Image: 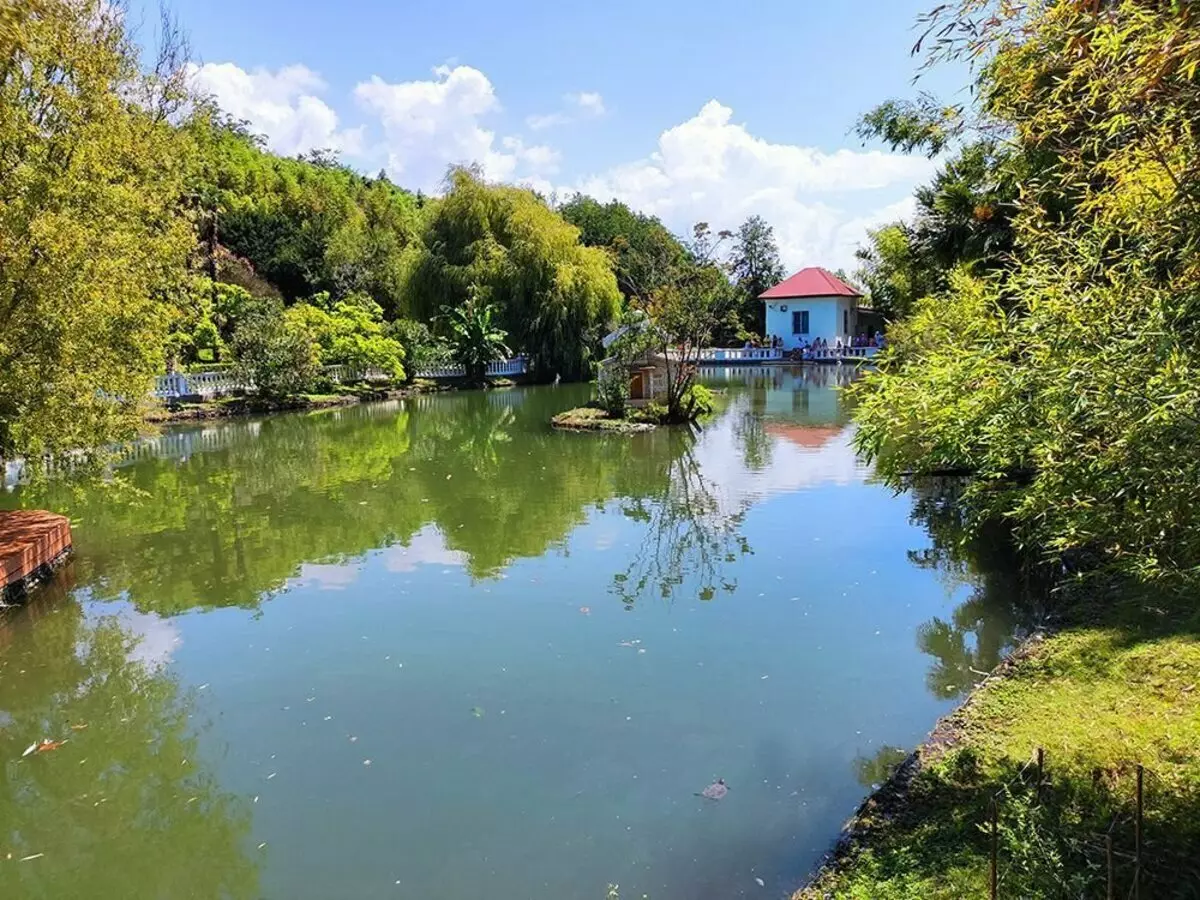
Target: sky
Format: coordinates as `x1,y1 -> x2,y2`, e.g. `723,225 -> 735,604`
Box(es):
134,0 -> 967,273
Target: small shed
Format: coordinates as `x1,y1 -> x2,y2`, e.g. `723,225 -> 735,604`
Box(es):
601,351 -> 669,407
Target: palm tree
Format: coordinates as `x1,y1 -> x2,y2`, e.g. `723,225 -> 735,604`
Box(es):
440,290 -> 511,384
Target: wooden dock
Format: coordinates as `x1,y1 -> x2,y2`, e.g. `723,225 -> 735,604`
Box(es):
0,510 -> 72,599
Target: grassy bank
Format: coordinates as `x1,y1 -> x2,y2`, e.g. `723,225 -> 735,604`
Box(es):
142,379 -> 463,424
799,587 -> 1200,899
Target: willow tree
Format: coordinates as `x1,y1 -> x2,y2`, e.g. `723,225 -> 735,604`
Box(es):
852,0 -> 1200,587
0,0 -> 196,461
402,168 -> 621,382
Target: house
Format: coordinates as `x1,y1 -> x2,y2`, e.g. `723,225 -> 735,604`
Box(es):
759,268 -> 881,351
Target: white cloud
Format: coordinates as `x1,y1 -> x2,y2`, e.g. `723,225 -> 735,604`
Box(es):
188,62 -> 363,157
569,91 -> 606,117
355,65 -> 557,190
527,90 -> 607,130
568,100 -> 935,271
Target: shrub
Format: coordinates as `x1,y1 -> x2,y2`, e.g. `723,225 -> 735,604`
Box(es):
231,301 -> 320,397
596,363 -> 629,417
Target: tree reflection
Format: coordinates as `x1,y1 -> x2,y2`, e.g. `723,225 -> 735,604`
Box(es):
612,430 -> 752,607
905,478 -> 1049,700
0,579 -> 258,899
853,745 -> 910,789
3,388 -> 680,614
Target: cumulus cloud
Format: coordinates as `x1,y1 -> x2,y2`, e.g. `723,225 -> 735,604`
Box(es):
568,100 -> 935,271
355,65 -> 558,190
527,90 -> 607,130
187,62 -> 362,157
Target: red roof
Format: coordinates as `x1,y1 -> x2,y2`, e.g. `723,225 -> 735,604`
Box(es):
759,267 -> 862,300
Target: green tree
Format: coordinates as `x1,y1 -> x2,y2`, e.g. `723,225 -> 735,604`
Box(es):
853,0 -> 1200,588
441,293 -> 511,383
285,291 -> 405,379
403,168 -> 621,381
729,215 -> 786,338
559,195 -> 691,301
0,0 -> 196,462
230,300 -> 320,397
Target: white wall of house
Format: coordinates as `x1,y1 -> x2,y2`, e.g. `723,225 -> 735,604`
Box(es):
764,297 -> 856,350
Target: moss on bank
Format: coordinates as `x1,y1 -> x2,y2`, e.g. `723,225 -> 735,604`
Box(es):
550,407 -> 657,433
797,588 -> 1200,899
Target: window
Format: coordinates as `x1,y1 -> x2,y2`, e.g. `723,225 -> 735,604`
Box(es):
843,309 -> 849,334
792,310 -> 809,335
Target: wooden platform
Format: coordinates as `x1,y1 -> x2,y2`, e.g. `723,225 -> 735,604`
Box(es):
0,510 -> 72,598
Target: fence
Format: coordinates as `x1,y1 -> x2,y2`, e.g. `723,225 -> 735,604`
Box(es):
410,357 -> 528,380
974,749 -> 1186,899
696,347 -> 784,363
152,357 -> 528,400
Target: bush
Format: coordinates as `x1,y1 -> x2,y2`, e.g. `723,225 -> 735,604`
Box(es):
388,318 -> 453,374
231,301 -> 320,397
596,363 -> 628,417
681,382 -> 715,418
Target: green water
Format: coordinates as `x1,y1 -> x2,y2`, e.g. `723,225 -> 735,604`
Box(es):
0,367 -> 1031,899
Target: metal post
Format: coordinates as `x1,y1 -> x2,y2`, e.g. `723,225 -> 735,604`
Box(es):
1134,765 -> 1143,900
1036,747 -> 1044,804
1106,833 -> 1114,900
990,797 -> 999,900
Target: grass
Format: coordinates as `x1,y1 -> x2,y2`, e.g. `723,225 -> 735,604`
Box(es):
798,587 -> 1200,899
550,406 -> 659,433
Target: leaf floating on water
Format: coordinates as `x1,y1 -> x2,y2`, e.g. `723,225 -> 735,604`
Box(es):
21,742 -> 38,758
257,842 -> 267,850
579,606 -> 590,615
470,706 -> 484,718
20,853 -> 44,862
755,877 -> 765,887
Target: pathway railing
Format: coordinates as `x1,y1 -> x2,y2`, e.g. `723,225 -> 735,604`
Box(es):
411,357 -> 528,380
153,357 -> 529,399
696,347 -> 784,363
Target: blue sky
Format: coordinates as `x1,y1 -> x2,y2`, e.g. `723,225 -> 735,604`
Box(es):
141,0 -> 965,271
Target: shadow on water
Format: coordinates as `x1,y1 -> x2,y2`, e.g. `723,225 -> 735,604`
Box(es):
0,575 -> 260,900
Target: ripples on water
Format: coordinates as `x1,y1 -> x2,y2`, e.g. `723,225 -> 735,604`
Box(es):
0,366 -> 1035,900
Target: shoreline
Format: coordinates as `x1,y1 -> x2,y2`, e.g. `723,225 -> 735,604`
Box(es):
142,378 -> 516,425
793,632 -> 1049,898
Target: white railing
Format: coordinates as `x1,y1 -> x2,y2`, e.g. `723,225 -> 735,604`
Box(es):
153,364 -> 397,400
411,356 -> 528,380
696,347 -> 784,363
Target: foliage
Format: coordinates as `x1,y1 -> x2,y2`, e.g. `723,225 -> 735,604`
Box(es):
230,300 -> 320,397
631,224 -> 739,421
852,0 -> 1200,588
596,363 -> 630,418
388,318 -> 453,374
285,291 -> 405,379
404,168 -> 621,381
440,293 -> 511,383
0,0 -> 196,461
190,121 -> 422,316
559,194 -> 691,301
728,215 -> 786,338
854,140 -> 1018,320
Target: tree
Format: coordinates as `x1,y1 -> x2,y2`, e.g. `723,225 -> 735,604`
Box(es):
0,0 -> 196,463
230,300 -> 320,397
404,169 -> 621,382
440,292 -> 511,383
285,292 -> 405,379
852,0 -> 1200,589
628,223 -> 738,421
559,195 -> 691,302
729,215 -> 786,337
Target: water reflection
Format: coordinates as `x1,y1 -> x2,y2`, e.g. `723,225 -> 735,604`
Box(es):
0,578 -> 258,899
906,478 -> 1045,700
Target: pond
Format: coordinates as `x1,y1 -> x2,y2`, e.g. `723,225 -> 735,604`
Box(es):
0,367 -> 1034,900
